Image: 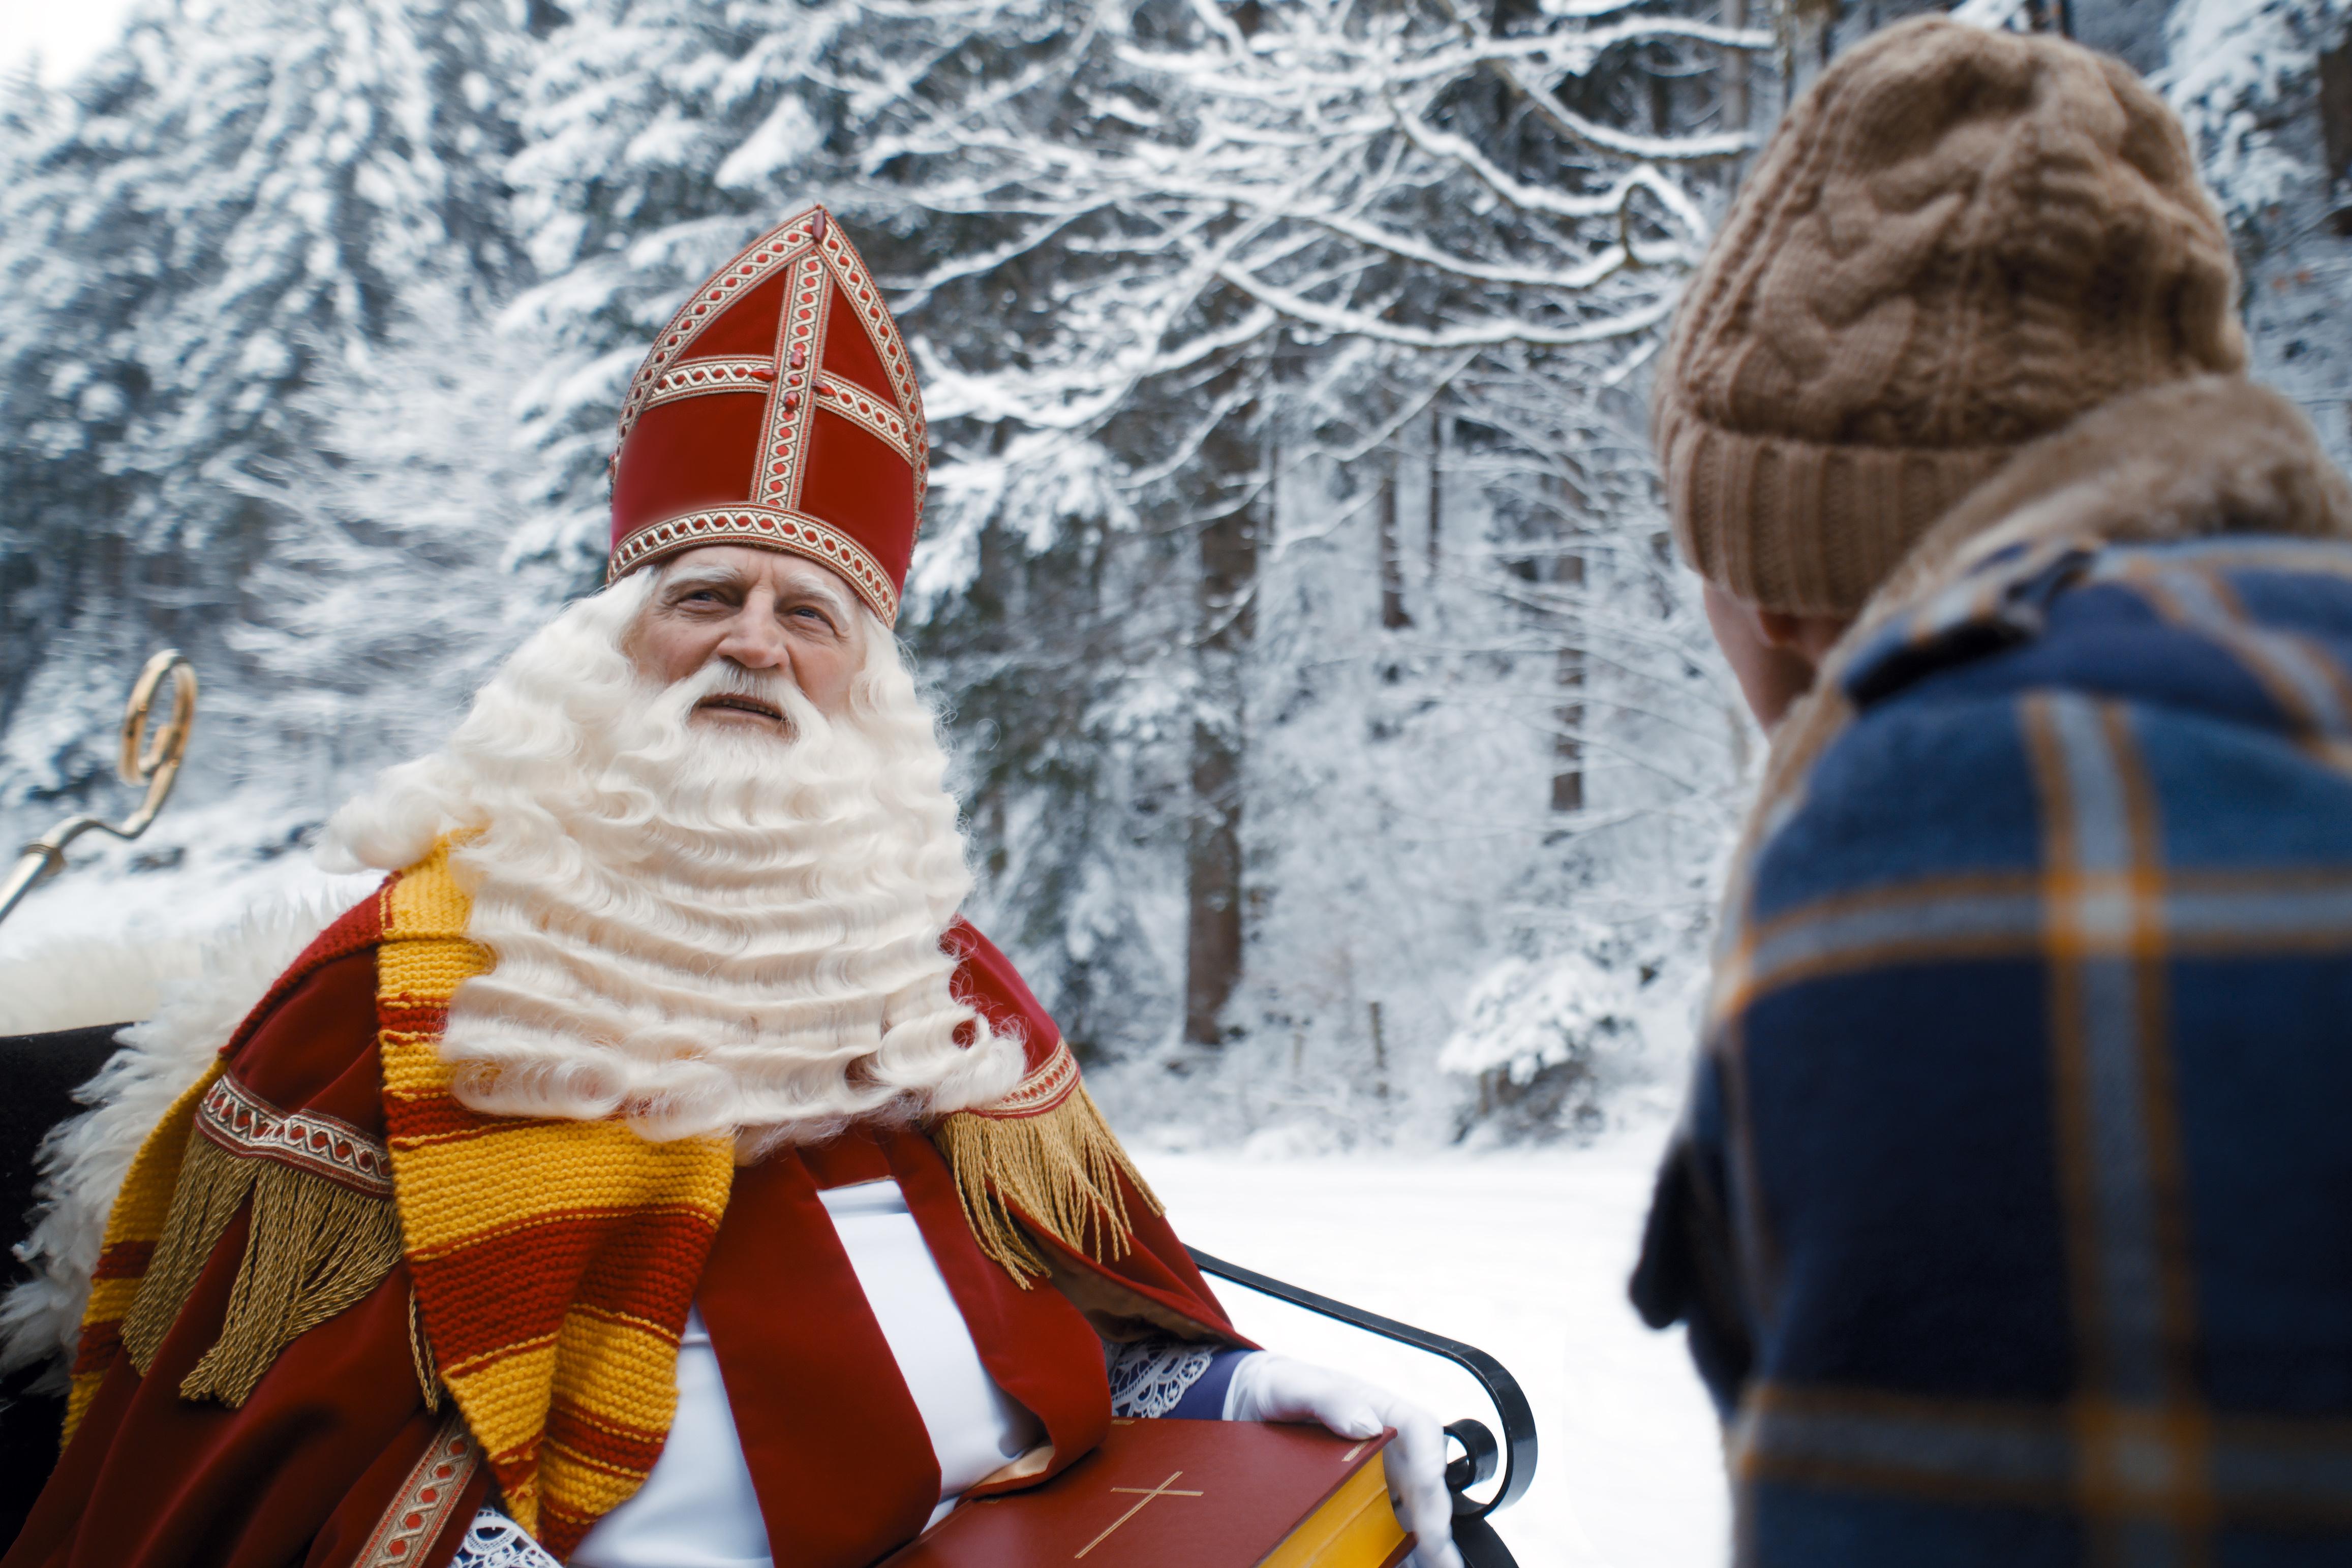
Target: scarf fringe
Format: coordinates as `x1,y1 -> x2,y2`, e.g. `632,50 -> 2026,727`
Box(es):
121,1134 -> 403,1408
932,1086 -> 1163,1285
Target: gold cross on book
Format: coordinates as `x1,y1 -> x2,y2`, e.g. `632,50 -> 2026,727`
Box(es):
1074,1470 -> 1206,1559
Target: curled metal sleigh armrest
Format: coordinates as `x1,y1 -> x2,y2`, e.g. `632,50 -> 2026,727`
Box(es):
1185,1246 -> 1537,1567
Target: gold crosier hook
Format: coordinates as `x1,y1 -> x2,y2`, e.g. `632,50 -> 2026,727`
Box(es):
0,650 -> 199,928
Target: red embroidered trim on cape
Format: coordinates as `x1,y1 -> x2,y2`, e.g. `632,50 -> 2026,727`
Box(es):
355,1409 -> 478,1567
196,1072 -> 393,1197
990,1039 -> 1081,1118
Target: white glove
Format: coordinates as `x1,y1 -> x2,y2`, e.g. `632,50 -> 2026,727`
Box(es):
1224,1352 -> 1464,1568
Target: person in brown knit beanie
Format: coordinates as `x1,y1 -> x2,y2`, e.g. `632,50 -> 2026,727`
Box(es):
1655,13 -> 2245,722
1634,16 -> 2352,1568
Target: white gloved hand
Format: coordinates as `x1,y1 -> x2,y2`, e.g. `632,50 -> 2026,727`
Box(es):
1224,1352 -> 1464,1568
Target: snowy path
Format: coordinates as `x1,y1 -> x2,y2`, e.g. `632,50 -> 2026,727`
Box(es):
1136,1129 -> 1727,1568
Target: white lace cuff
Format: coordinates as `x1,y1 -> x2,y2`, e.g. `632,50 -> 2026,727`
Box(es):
1105,1337 -> 1220,1419
448,1506 -> 562,1567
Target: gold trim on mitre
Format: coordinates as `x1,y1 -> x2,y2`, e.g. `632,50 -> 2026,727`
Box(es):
804,206 -> 929,536
615,213 -> 822,445
605,505 -> 901,625
810,374 -> 918,465
636,356 -> 780,417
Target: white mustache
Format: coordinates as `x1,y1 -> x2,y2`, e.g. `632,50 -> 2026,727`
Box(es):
671,661 -> 808,732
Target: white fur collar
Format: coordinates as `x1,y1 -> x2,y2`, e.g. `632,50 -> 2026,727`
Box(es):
0,899 -> 338,1386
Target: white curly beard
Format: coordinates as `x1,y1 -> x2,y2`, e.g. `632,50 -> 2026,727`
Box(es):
321,566 -> 1024,1150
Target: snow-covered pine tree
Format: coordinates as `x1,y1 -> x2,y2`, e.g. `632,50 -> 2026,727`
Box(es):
2158,0 -> 2352,474
0,0 -> 527,824
214,290 -> 565,828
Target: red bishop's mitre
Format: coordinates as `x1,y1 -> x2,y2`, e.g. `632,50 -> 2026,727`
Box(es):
607,205 -> 926,625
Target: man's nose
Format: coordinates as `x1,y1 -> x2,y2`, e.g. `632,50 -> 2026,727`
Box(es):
715,607 -> 791,670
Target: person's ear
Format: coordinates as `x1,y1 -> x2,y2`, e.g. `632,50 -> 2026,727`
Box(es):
1757,609 -> 1853,664
1755,609 -> 1807,650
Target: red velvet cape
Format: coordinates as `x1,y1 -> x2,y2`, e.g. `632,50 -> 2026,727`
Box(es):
4,911 -> 1237,1568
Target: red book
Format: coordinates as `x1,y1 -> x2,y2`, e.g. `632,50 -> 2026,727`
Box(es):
882,1418 -> 1411,1567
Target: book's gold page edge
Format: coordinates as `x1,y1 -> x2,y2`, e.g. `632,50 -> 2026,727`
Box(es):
1258,1453 -> 1407,1568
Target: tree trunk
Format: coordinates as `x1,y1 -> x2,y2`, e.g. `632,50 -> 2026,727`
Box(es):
2322,33 -> 2352,232
1426,409 -> 1444,576
1723,0 -> 1749,135
1551,542 -> 1585,815
1379,457 -> 1411,630
1185,403 -> 1260,1049
1784,0 -> 1840,94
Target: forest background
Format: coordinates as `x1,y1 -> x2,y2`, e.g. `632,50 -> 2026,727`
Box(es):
0,0 -> 2342,1150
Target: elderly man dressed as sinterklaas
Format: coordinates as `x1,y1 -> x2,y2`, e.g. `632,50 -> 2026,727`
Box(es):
1,207 -> 1461,1568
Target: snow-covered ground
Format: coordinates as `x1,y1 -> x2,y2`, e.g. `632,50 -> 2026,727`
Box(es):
1137,1130 -> 1728,1568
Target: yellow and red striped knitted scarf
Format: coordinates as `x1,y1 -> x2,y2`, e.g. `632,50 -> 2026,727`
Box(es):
376,844 -> 736,1555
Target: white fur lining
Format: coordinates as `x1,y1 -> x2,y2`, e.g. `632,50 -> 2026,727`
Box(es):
0,898 -> 340,1387
0,934 -> 212,1040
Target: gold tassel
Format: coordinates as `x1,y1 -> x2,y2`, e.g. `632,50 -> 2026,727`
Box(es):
121,1135 -> 255,1374
120,1135 -> 404,1408
409,1286 -> 442,1412
931,1086 -> 1163,1285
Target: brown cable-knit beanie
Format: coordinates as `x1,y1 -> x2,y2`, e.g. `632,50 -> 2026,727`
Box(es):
1654,16 -> 2245,617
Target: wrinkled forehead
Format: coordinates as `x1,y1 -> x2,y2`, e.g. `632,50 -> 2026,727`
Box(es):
651,543 -> 864,619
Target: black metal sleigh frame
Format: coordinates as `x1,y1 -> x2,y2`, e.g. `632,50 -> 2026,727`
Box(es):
1187,1248 -> 1537,1567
